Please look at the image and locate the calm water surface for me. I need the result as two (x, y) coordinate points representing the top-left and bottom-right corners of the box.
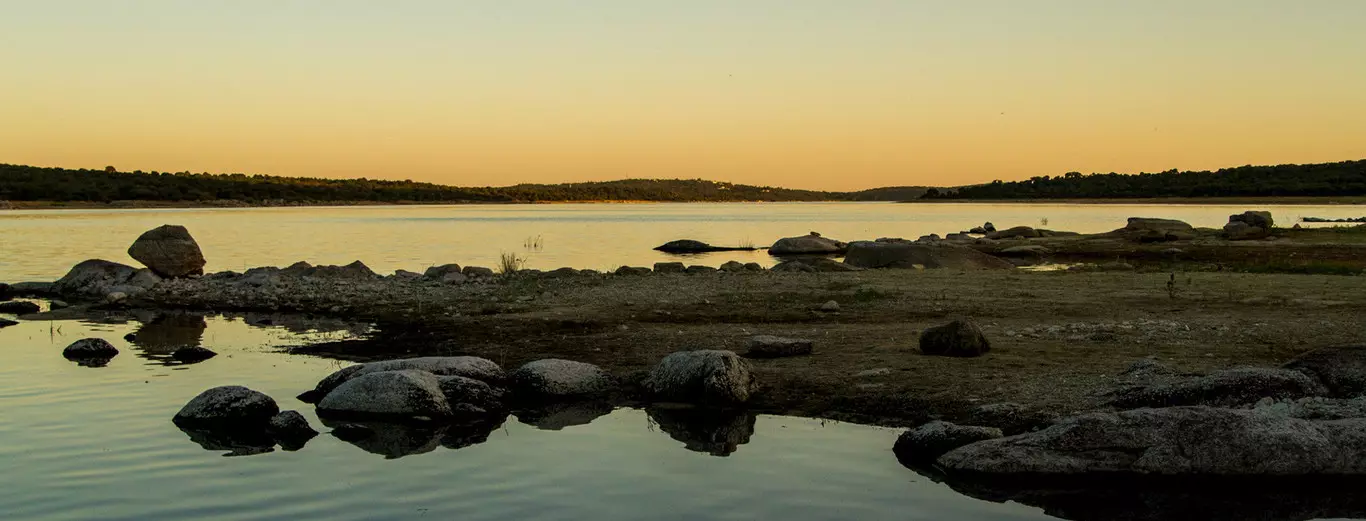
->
(2, 202), (1364, 281)
(0, 314), (1053, 521)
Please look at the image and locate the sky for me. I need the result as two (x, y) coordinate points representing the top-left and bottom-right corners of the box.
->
(2, 1), (1365, 191)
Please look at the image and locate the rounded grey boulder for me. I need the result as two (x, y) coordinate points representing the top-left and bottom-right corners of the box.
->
(644, 350), (757, 404)
(127, 225), (206, 278)
(318, 370), (453, 419)
(173, 385), (280, 428)
(893, 421), (1003, 463)
(63, 338), (120, 360)
(920, 319), (991, 357)
(304, 356), (505, 402)
(509, 359), (615, 398)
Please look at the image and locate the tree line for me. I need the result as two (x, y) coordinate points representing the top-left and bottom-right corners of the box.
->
(0, 164), (918, 203)
(921, 160), (1366, 200)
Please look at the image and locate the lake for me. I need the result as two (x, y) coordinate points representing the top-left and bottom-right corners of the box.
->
(2, 202), (1364, 281)
(0, 313), (1054, 521)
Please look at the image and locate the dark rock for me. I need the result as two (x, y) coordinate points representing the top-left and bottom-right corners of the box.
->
(746, 335), (814, 358)
(392, 269), (423, 279)
(987, 226), (1041, 239)
(515, 401), (613, 431)
(436, 375), (506, 412)
(743, 262), (765, 271)
(48, 300), (70, 310)
(173, 385), (280, 429)
(1109, 367), (1327, 409)
(545, 267), (582, 278)
(938, 406), (1366, 476)
(0, 301), (40, 314)
(509, 359), (615, 398)
(307, 356), (505, 400)
(0, 282), (9, 300)
(962, 402), (1057, 435)
(171, 346), (218, 363)
(1231, 210), (1274, 229)
(654, 239), (754, 253)
(127, 224), (206, 277)
(844, 241), (1013, 270)
(267, 410), (318, 450)
(768, 232), (847, 255)
(317, 369), (454, 419)
(769, 260), (818, 272)
(644, 350), (757, 405)
(718, 261), (747, 272)
(614, 266), (652, 276)
(1284, 344), (1366, 397)
(461, 266), (495, 278)
(62, 338), (120, 363)
(9, 281), (56, 297)
(647, 407), (756, 457)
(0, 318), (17, 328)
(919, 319), (991, 357)
(653, 262), (686, 274)
(894, 421), (1003, 463)
(684, 265), (718, 274)
(54, 259), (138, 297)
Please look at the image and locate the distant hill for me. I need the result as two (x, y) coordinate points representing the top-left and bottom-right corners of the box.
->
(0, 163), (925, 204)
(921, 160), (1366, 200)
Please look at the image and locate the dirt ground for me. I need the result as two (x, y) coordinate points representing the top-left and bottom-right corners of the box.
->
(278, 269), (1366, 427)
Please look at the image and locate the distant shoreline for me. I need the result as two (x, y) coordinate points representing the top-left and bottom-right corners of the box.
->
(5, 195), (1366, 211)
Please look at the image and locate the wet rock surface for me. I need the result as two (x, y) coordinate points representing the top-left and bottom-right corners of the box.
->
(509, 359), (615, 398)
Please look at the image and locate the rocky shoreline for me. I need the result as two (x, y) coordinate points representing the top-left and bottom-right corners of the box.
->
(6, 215), (1366, 516)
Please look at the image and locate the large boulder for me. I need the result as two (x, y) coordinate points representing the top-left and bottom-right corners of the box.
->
(844, 241), (1013, 270)
(745, 335), (814, 358)
(127, 225), (206, 278)
(1114, 217), (1196, 243)
(317, 369), (453, 419)
(1284, 344), (1366, 398)
(1109, 367), (1327, 409)
(644, 350), (757, 404)
(938, 406), (1366, 476)
(53, 259), (139, 297)
(919, 319), (991, 357)
(1224, 211), (1274, 240)
(302, 356), (505, 402)
(173, 385), (280, 428)
(768, 232), (847, 255)
(894, 421), (1003, 463)
(1231, 210), (1274, 229)
(509, 359), (615, 398)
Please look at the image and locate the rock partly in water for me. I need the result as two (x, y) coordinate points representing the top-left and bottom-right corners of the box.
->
(920, 319), (991, 357)
(768, 232), (847, 255)
(266, 410), (319, 450)
(894, 421), (1004, 463)
(746, 335), (814, 358)
(173, 385), (280, 428)
(509, 359), (615, 398)
(303, 356), (505, 403)
(9, 281), (56, 297)
(0, 301), (40, 314)
(62, 338), (120, 365)
(1109, 367), (1328, 409)
(171, 345), (218, 363)
(684, 265), (718, 275)
(127, 224), (207, 278)
(844, 241), (1013, 270)
(938, 405), (1366, 476)
(1284, 344), (1366, 398)
(317, 369), (454, 419)
(769, 260), (818, 273)
(719, 261), (747, 272)
(0, 318), (18, 328)
(644, 350), (757, 405)
(654, 239), (753, 253)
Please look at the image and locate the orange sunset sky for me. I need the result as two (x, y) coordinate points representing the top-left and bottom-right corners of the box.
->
(3, 1), (1365, 191)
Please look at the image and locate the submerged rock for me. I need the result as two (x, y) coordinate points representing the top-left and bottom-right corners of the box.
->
(745, 335), (814, 358)
(843, 241), (1013, 270)
(894, 421), (1003, 463)
(768, 232), (847, 255)
(1109, 367), (1327, 409)
(920, 319), (991, 357)
(173, 385), (280, 429)
(317, 369), (453, 419)
(509, 359), (615, 398)
(644, 350), (757, 405)
(127, 224), (206, 278)
(938, 406), (1366, 476)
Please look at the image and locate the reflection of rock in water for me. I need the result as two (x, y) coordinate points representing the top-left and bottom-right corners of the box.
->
(647, 407), (756, 457)
(178, 427), (276, 457)
(900, 464), (1366, 521)
(322, 416), (505, 459)
(515, 401), (613, 431)
(131, 314), (207, 364)
(237, 312), (371, 337)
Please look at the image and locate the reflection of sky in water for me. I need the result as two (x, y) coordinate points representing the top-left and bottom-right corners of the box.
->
(0, 315), (1054, 521)
(2, 202), (1364, 280)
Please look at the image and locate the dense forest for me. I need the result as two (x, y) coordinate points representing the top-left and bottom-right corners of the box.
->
(922, 160), (1366, 200)
(0, 164), (913, 204)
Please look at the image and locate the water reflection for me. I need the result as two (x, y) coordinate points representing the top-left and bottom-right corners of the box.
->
(321, 416), (506, 459)
(514, 401), (614, 431)
(646, 407), (756, 457)
(178, 426), (279, 458)
(130, 313), (208, 365)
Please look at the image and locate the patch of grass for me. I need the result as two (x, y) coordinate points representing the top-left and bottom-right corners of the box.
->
(498, 251), (527, 274)
(737, 238), (756, 249)
(523, 235), (544, 252)
(1241, 261), (1364, 276)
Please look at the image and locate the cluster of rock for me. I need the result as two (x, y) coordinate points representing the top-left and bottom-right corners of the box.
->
(1224, 210), (1274, 240)
(893, 344), (1366, 486)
